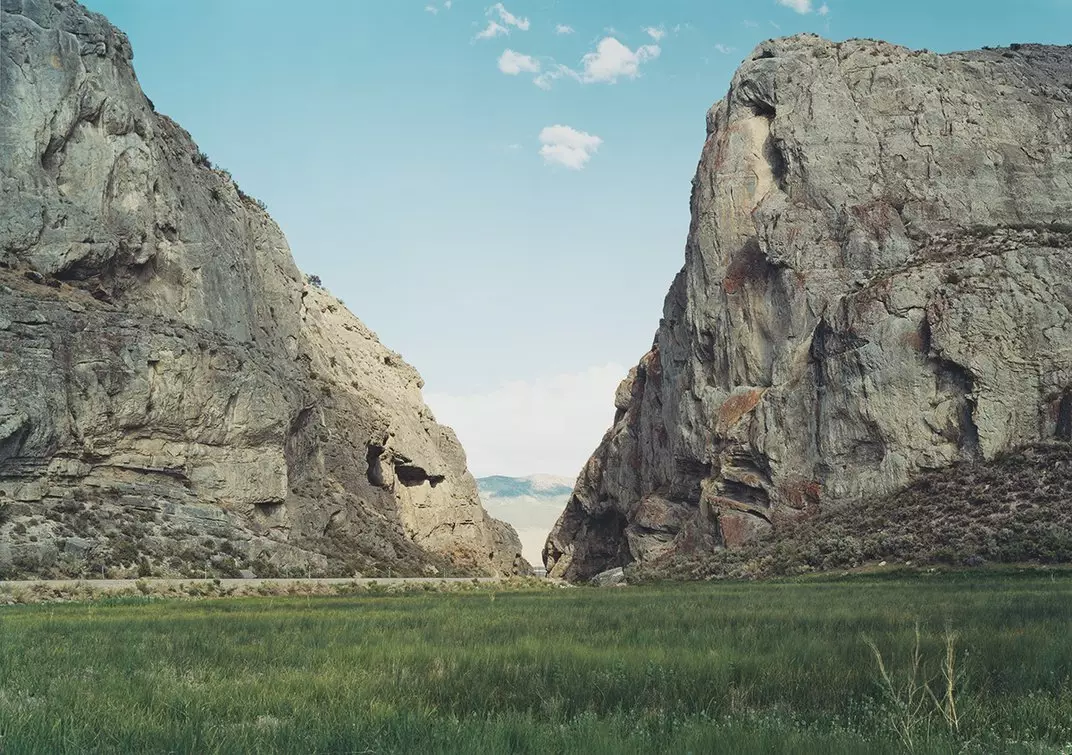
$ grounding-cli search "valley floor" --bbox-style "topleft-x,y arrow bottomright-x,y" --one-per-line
0,570 -> 1070,753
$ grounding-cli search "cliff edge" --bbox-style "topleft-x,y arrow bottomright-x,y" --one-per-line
545,35 -> 1072,581
0,0 -> 528,578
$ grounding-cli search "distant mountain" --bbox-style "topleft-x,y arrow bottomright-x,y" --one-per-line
477,475 -> 574,568
478,475 -> 574,499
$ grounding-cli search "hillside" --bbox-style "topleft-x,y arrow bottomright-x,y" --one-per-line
633,443 -> 1072,581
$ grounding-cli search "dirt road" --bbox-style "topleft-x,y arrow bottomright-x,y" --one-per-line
0,576 -> 502,592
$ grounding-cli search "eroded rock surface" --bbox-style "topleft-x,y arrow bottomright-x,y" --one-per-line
545,36 -> 1072,581
0,0 -> 527,578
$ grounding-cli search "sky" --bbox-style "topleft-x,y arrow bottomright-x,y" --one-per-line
81,0 -> 1072,478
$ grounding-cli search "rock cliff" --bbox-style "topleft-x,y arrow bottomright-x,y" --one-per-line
0,0 -> 527,578
545,36 -> 1072,581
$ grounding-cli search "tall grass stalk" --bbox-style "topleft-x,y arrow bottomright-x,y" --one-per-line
865,624 -> 964,751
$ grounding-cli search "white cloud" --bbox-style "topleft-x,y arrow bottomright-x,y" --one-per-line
714,43 -> 735,54
475,3 -> 529,40
524,37 -> 662,90
498,49 -> 541,75
533,63 -> 580,90
555,23 -> 575,35
489,2 -> 530,31
581,37 -> 660,83
644,26 -> 666,41
425,4 -> 438,13
538,124 -> 602,169
475,20 -> 508,39
425,364 -> 626,478
777,0 -> 826,13
444,0 -> 452,7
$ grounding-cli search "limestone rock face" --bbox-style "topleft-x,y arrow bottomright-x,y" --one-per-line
0,0 -> 527,578
545,36 -> 1072,581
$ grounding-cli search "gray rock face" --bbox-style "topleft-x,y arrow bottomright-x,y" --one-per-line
0,0 -> 528,578
590,567 -> 627,587
545,36 -> 1072,581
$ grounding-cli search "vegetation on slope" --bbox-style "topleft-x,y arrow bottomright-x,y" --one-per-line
635,443 -> 1072,582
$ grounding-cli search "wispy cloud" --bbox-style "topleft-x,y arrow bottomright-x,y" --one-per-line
425,4 -> 438,14
498,49 -> 541,75
490,2 -> 530,31
534,63 -> 580,90
554,23 -> 575,35
743,19 -> 759,28
538,125 -> 602,169
475,20 -> 508,39
714,44 -> 735,55
777,0 -> 829,14
644,26 -> 666,41
475,3 -> 530,40
581,37 -> 660,83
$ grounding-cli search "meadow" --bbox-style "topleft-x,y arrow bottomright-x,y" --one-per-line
0,571 -> 1070,753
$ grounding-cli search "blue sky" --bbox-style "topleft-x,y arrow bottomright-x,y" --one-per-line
82,0 -> 1072,477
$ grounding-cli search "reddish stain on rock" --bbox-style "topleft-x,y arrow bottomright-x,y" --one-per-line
717,388 -> 764,431
901,328 -> 926,351
719,510 -> 772,548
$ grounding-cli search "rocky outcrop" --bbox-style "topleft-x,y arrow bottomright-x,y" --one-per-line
0,0 -> 527,578
545,36 -> 1072,581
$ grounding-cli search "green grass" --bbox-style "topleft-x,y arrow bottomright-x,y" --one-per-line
1,572 -> 1071,753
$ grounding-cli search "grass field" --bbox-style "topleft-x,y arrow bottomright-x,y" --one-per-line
0,571 -> 1070,753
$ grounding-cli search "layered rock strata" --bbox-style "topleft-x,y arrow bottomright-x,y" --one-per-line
545,36 -> 1072,581
0,0 -> 527,578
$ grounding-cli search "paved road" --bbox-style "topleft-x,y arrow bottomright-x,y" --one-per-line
0,576 -> 503,591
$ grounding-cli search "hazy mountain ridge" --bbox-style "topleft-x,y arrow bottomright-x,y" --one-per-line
478,475 -> 574,499
478,475 -> 572,566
